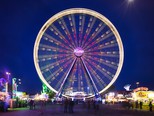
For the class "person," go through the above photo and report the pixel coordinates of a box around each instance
[69,99,74,113]
[33,100,36,109]
[29,100,34,110]
[139,101,143,109]
[93,100,96,110]
[95,100,99,111]
[149,101,152,112]
[135,100,138,109]
[87,100,91,109]
[64,98,68,113]
[40,100,46,114]
[129,101,133,109]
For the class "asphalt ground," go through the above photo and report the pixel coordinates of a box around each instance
[0,103,154,116]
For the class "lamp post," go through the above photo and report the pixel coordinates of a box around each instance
[6,72,13,108]
[136,82,139,88]
[16,78,21,92]
[5,72,11,94]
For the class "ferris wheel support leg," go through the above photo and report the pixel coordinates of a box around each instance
[57,58,77,97]
[81,58,100,98]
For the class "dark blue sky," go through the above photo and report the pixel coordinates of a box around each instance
[0,0,154,94]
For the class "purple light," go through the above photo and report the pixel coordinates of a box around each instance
[6,72,11,75]
[74,47,84,57]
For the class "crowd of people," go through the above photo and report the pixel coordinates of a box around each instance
[63,98,74,113]
[63,98,101,114]
[121,100,153,112]
[28,99,153,113]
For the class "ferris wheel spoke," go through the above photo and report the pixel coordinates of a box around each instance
[82,66,95,94]
[90,68,107,88]
[64,60,80,92]
[101,41,118,49]
[45,57,75,83]
[87,39,118,51]
[85,63,106,89]
[78,14,85,47]
[58,59,77,95]
[90,22,106,40]
[71,14,77,40]
[46,67,63,82]
[38,53,73,61]
[39,43,72,54]
[78,15,83,46]
[57,58,77,96]
[76,59,81,91]
[48,68,61,79]
[54,73,67,91]
[46,62,75,92]
[38,54,71,62]
[84,57,113,81]
[84,30,114,51]
[85,51,119,58]
[82,22,106,49]
[82,69,95,95]
[81,17,96,47]
[85,75,95,94]
[84,65,105,90]
[85,45,119,56]
[96,30,113,43]
[85,55,118,70]
[43,33,72,51]
[40,55,74,72]
[82,57,106,91]
[102,51,119,58]
[77,59,88,92]
[81,57,99,95]
[39,44,57,52]
[58,18,76,48]
[68,15,78,47]
[84,31,113,51]
[49,24,74,50]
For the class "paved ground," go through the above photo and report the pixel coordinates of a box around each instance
[0,104,154,116]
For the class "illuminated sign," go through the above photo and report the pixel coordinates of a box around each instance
[136,91,148,98]
[74,47,84,57]
[133,87,148,92]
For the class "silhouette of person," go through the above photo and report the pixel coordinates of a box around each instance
[69,99,74,113]
[87,100,91,109]
[29,100,34,110]
[149,101,152,112]
[64,98,68,113]
[135,100,138,109]
[139,101,143,109]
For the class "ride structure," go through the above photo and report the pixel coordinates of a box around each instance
[34,8,124,99]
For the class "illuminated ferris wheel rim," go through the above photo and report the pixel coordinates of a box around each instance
[33,8,124,98]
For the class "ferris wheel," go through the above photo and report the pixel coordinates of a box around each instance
[34,8,124,98]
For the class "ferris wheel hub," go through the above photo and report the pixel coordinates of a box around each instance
[74,47,84,57]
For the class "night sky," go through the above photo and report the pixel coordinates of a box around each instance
[0,0,154,94]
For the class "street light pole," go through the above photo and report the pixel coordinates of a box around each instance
[6,72,14,108]
[136,82,139,88]
[17,78,21,91]
[5,72,11,94]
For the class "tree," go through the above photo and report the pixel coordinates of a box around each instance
[41,83,55,99]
